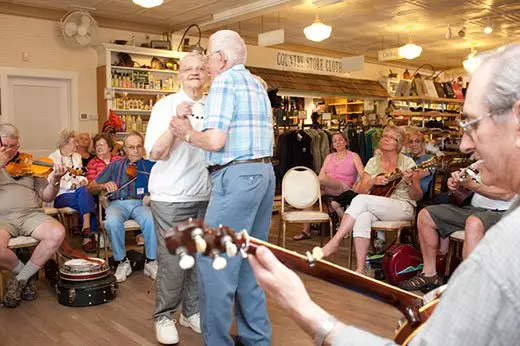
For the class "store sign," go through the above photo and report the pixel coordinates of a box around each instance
[442,68,467,80]
[275,50,351,76]
[378,47,401,61]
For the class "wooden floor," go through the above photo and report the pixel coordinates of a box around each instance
[0,214,402,345]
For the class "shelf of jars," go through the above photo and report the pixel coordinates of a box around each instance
[97,43,186,130]
[111,66,178,74]
[112,109,152,115]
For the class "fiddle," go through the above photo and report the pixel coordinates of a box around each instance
[106,162,149,198]
[5,152,84,178]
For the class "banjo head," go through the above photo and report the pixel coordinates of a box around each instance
[60,258,109,281]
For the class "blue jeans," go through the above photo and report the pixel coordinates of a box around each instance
[54,186,98,233]
[104,199,156,261]
[197,162,275,346]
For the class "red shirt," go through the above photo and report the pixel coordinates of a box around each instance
[86,155,122,181]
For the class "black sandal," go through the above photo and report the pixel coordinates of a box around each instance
[293,232,312,241]
[398,273,442,292]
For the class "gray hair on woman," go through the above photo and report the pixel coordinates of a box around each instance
[383,124,405,152]
[208,30,247,67]
[56,129,78,149]
[0,123,19,138]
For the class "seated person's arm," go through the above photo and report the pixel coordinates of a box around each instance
[465,179,515,201]
[318,155,331,181]
[38,165,67,202]
[87,165,118,195]
[403,169,423,201]
[356,172,374,194]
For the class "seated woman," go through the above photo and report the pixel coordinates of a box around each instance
[320,125,423,274]
[49,130,98,252]
[294,132,364,240]
[77,132,94,168]
[86,133,122,182]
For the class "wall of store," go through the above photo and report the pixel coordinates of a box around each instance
[0,13,411,135]
[0,13,165,134]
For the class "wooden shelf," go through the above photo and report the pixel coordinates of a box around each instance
[390,111,460,118]
[111,66,178,74]
[392,96,464,104]
[112,87,176,95]
[112,109,152,115]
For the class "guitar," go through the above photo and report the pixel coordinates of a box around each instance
[164,219,440,345]
[369,156,440,197]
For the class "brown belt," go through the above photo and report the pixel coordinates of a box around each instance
[208,157,271,174]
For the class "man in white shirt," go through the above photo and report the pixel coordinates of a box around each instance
[144,53,211,345]
[399,171,515,292]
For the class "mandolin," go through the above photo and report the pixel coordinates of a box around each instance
[164,219,441,345]
[448,161,481,206]
[369,156,440,197]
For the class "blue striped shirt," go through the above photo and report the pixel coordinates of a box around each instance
[202,64,273,166]
[95,158,155,200]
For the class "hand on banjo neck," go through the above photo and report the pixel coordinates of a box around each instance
[163,218,436,340]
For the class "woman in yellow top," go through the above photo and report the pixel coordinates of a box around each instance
[320,125,423,274]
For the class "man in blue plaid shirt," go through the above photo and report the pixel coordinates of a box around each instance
[171,30,274,346]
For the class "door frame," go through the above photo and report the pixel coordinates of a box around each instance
[0,67,79,131]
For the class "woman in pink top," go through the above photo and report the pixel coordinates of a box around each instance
[319,133,363,195]
[294,133,364,240]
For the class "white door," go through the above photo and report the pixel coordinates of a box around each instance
[6,76,70,157]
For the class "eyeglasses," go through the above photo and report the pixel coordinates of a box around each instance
[2,143,19,149]
[181,66,206,73]
[125,145,143,151]
[458,113,491,138]
[382,134,398,142]
[408,139,424,144]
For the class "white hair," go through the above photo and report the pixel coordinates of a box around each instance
[179,52,207,71]
[209,30,247,67]
[473,44,520,118]
[0,123,19,138]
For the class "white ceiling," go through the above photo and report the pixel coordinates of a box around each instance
[1,0,519,69]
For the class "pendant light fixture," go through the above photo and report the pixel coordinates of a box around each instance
[132,0,164,8]
[304,11,332,42]
[398,27,422,60]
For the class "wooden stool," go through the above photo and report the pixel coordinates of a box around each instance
[0,236,40,301]
[445,230,464,277]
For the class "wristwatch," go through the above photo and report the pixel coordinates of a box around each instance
[314,314,338,346]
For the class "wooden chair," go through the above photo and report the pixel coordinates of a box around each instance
[0,236,40,301]
[278,166,333,249]
[97,193,142,256]
[445,230,464,277]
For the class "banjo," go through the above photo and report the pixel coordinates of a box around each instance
[164,219,441,345]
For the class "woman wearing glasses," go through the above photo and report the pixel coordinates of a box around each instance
[320,125,423,275]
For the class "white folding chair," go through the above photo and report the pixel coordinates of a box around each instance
[278,166,333,248]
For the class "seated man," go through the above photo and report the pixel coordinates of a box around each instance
[406,127,435,197]
[399,167,516,291]
[0,123,66,308]
[87,131,157,283]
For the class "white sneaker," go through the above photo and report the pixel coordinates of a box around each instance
[155,316,179,344]
[179,312,201,334]
[144,260,158,280]
[114,259,132,283]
